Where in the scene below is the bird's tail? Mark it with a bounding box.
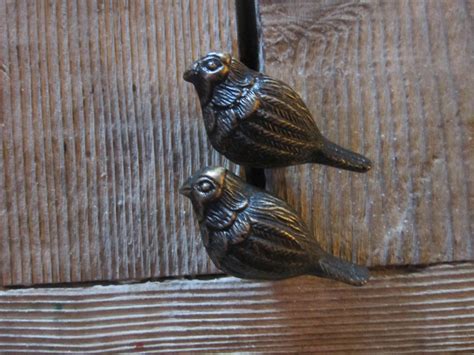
[312,252,369,286]
[313,138,372,173]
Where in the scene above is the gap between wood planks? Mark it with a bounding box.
[0,263,473,352]
[2,261,470,291]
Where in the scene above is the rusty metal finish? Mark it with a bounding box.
[180,167,369,286]
[183,52,372,172]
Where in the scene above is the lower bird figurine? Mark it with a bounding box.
[180,167,369,286]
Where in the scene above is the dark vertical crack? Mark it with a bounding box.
[235,0,266,189]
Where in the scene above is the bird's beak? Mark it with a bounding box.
[179,178,192,197]
[183,64,197,82]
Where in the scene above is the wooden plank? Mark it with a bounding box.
[0,0,239,286]
[259,0,473,266]
[0,263,473,353]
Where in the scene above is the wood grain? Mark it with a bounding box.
[259,0,473,267]
[0,263,473,353]
[0,0,239,286]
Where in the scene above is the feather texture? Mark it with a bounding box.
[181,167,370,286]
[184,53,372,171]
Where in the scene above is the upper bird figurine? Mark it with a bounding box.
[180,166,369,286]
[183,52,372,172]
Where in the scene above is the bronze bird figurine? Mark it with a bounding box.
[183,52,372,172]
[180,166,369,286]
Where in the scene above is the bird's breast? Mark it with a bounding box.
[202,106,217,134]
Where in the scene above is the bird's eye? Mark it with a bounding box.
[205,59,220,71]
[197,180,214,193]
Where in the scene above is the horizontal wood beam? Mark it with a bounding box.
[1,263,473,352]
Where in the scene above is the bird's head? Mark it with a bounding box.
[180,166,248,222]
[183,52,232,105]
[179,166,226,219]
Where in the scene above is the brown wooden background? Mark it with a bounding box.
[1,0,239,286]
[261,0,473,267]
[1,263,473,353]
[0,0,473,352]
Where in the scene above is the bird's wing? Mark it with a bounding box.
[245,192,317,255]
[256,75,320,135]
[214,191,316,276]
[234,75,321,157]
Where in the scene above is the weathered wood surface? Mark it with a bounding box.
[0,263,473,353]
[260,0,473,267]
[0,0,239,286]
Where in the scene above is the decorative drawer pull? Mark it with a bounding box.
[180,167,369,286]
[184,52,372,172]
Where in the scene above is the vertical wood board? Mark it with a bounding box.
[0,0,239,286]
[259,0,473,266]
